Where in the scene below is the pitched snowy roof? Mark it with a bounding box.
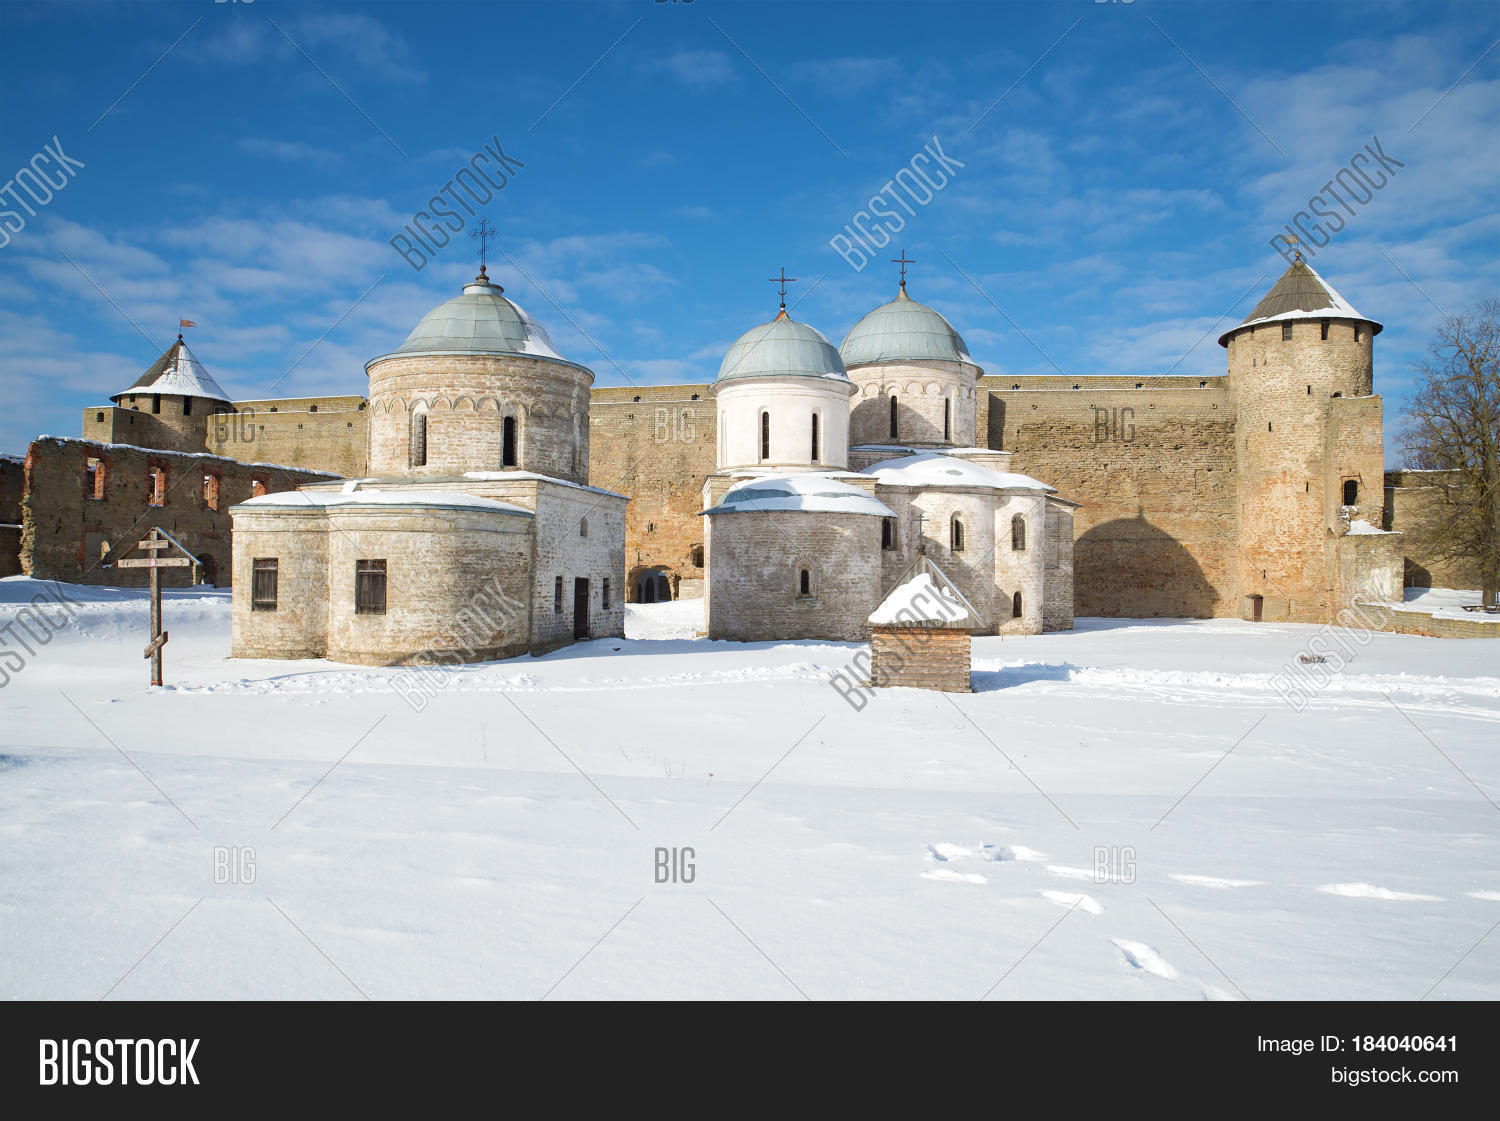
[863,451,1054,492]
[113,337,230,402]
[868,557,981,629]
[236,489,533,516]
[701,472,894,517]
[1219,260,1381,345]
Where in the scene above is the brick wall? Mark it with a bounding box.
[21,437,336,587]
[206,396,370,478]
[589,386,716,600]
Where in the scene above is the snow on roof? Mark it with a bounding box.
[1220,260,1380,344]
[864,451,1054,492]
[236,489,533,516]
[114,338,230,402]
[702,473,895,517]
[32,435,340,476]
[461,470,627,498]
[1346,518,1398,535]
[868,556,981,628]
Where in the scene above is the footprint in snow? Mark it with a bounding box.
[921,868,988,885]
[928,843,974,863]
[1112,939,1179,980]
[1467,890,1500,902]
[1040,890,1103,915]
[1045,865,1095,881]
[1170,874,1264,889]
[1318,882,1444,902]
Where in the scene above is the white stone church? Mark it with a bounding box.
[701,278,1076,642]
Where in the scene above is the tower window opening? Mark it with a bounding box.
[1354,327,1362,343]
[1307,385,1312,394]
[1320,319,1330,340]
[1343,479,1358,506]
[502,415,518,466]
[951,517,965,553]
[760,411,770,461]
[151,394,161,414]
[1281,323,1293,341]
[811,412,820,463]
[1268,421,1273,432]
[798,568,811,597]
[183,398,192,416]
[889,395,898,439]
[1332,391,1342,398]
[580,517,588,538]
[1012,591,1023,618]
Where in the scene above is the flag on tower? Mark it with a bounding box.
[180,319,196,329]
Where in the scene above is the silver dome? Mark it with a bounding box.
[386,273,572,364]
[717,312,849,383]
[840,288,973,366]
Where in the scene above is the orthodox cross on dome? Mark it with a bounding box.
[768,266,797,312]
[892,250,915,292]
[471,217,498,279]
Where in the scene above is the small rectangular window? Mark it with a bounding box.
[252,558,278,612]
[147,466,166,506]
[554,576,564,613]
[152,394,161,414]
[203,473,221,511]
[355,559,387,615]
[1320,319,1329,340]
[85,458,105,500]
[602,578,611,610]
[183,398,192,416]
[881,517,895,550]
[1281,323,1293,341]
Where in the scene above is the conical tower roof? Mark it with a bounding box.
[112,336,230,403]
[1218,259,1380,346]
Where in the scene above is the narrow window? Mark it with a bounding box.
[502,415,518,466]
[1343,479,1358,506]
[183,398,192,416]
[251,478,267,497]
[252,559,278,612]
[151,394,161,414]
[1268,422,1273,433]
[889,395,899,439]
[309,404,318,413]
[944,398,951,441]
[355,560,387,615]
[602,578,611,610]
[798,568,811,597]
[690,544,704,568]
[951,517,965,552]
[881,517,895,550]
[1307,385,1312,394]
[1012,591,1023,618]
[580,517,588,538]
[1320,319,1329,340]
[554,576,564,613]
[1281,323,1293,341]
[84,458,105,500]
[95,411,104,423]
[147,467,166,506]
[1354,326,1362,343]
[1011,514,1026,551]
[203,472,221,511]
[810,413,820,463]
[760,411,770,461]
[411,408,428,468]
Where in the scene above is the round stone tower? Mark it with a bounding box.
[365,268,594,484]
[840,281,983,452]
[712,304,855,471]
[1219,256,1383,622]
[110,335,231,453]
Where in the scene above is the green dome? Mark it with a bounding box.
[381,272,574,365]
[717,311,849,384]
[840,288,973,366]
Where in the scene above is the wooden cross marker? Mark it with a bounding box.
[114,527,197,686]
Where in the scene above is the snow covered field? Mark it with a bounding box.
[1,575,1497,1000]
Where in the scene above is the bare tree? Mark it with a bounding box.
[1400,298,1500,606]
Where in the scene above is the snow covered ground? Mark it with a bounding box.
[1,575,1497,1000]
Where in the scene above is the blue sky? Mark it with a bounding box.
[2,0,1496,461]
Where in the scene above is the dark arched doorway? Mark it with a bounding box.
[632,566,673,603]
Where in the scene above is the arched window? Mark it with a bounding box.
[810,413,820,463]
[690,544,704,568]
[1343,479,1358,506]
[889,395,899,439]
[951,516,964,552]
[1011,514,1026,551]
[760,411,770,461]
[1012,591,1023,618]
[410,406,428,468]
[502,415,518,466]
[944,398,951,441]
[798,568,811,597]
[881,517,895,550]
